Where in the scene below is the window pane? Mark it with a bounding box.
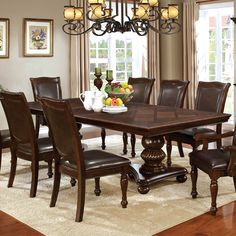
[116,40,125,48]
[209,52,215,63]
[90,63,96,73]
[127,49,132,59]
[98,49,108,58]
[127,63,132,71]
[98,40,108,48]
[116,72,125,81]
[209,64,215,75]
[116,63,125,71]
[90,49,96,58]
[116,49,125,59]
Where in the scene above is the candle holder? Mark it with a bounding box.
[106,77,113,85]
[94,73,103,90]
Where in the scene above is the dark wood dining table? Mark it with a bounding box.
[29,99,231,194]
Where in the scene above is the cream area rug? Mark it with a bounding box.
[0,135,236,236]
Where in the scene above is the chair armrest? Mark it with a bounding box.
[194,131,234,151]
[194,131,234,142]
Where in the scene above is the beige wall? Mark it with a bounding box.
[159,0,183,81]
[0,0,70,129]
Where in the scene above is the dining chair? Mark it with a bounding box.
[30,77,62,138]
[0,129,11,170]
[166,81,231,167]
[40,97,130,222]
[0,91,55,197]
[189,128,236,215]
[157,80,190,107]
[122,77,155,157]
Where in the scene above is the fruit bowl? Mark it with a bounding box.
[107,91,134,104]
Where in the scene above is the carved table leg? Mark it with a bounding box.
[129,135,188,194]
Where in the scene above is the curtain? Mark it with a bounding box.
[148,21,160,105]
[183,0,199,109]
[70,0,90,97]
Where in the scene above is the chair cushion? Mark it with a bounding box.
[189,149,230,173]
[1,129,11,144]
[178,127,216,137]
[17,137,54,156]
[61,150,130,172]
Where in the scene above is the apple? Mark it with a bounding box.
[111,98,118,106]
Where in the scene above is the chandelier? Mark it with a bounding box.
[63,0,180,36]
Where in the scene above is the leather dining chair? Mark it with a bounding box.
[0,91,55,197]
[157,80,190,108]
[189,128,236,215]
[121,77,155,157]
[40,97,130,222]
[166,81,231,167]
[0,129,11,170]
[30,77,62,138]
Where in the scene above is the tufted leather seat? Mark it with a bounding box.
[41,97,131,222]
[0,129,11,170]
[166,81,230,167]
[0,91,55,197]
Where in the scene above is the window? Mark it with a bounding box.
[89,4,147,89]
[196,2,234,121]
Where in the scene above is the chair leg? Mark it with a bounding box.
[8,150,17,188]
[30,161,39,198]
[123,132,128,155]
[75,178,86,222]
[190,165,198,199]
[50,160,61,207]
[94,177,101,196]
[177,142,184,157]
[130,134,136,157]
[120,171,128,208]
[210,178,218,215]
[47,160,53,178]
[166,136,172,167]
[233,177,236,192]
[101,128,106,150]
[35,116,40,138]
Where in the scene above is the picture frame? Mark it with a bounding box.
[0,18,10,58]
[23,18,53,57]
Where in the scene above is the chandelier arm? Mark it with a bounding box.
[62,22,94,35]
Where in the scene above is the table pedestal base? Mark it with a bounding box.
[129,163,188,194]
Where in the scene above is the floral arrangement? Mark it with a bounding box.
[31,28,47,49]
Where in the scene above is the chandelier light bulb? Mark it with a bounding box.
[168,5,179,19]
[74,7,83,21]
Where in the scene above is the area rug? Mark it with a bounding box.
[0,135,235,236]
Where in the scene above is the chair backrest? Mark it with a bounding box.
[30,77,62,101]
[157,80,190,108]
[128,77,155,104]
[195,81,230,113]
[0,91,36,147]
[40,97,84,173]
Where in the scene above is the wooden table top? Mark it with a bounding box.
[29,99,231,137]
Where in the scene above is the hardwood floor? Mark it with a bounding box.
[154,201,236,236]
[0,211,44,236]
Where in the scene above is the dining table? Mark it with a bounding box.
[28,98,231,194]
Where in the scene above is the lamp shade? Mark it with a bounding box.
[138,4,149,20]
[90,3,103,19]
[64,6,75,20]
[168,4,178,19]
[74,7,83,20]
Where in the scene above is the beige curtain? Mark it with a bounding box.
[183,0,199,109]
[70,0,90,97]
[148,21,160,105]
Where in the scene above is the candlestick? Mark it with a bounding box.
[94,74,103,90]
[95,67,102,76]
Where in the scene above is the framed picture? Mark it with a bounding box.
[0,18,10,58]
[23,18,53,57]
